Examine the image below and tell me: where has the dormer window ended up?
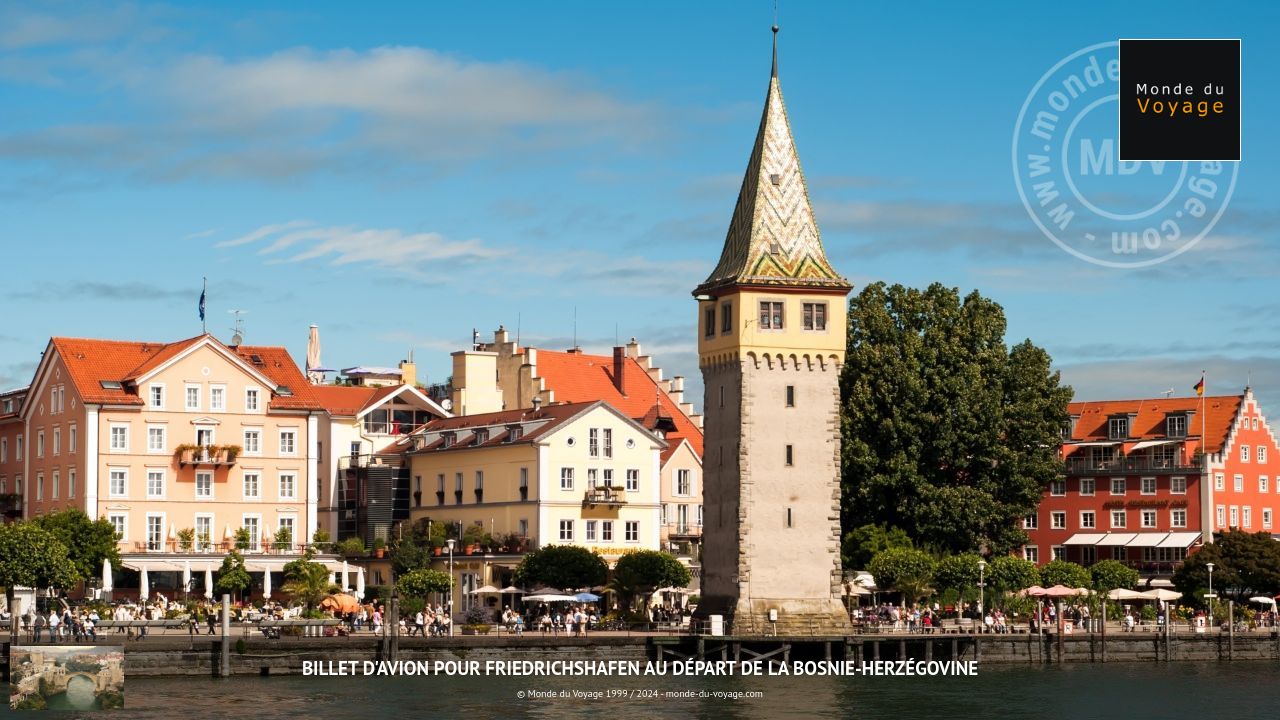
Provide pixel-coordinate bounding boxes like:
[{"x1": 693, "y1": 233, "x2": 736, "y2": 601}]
[
  {"x1": 507, "y1": 425, "x2": 523, "y2": 442},
  {"x1": 1108, "y1": 417, "x2": 1129, "y2": 440},
  {"x1": 442, "y1": 432, "x2": 456, "y2": 449},
  {"x1": 1166, "y1": 414, "x2": 1187, "y2": 438},
  {"x1": 474, "y1": 429, "x2": 489, "y2": 444}
]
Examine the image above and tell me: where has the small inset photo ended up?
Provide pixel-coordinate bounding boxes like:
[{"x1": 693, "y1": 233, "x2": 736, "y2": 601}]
[{"x1": 9, "y1": 645, "x2": 125, "y2": 712}]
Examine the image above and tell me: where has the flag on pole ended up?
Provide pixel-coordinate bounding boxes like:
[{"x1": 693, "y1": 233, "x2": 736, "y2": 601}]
[
  {"x1": 199, "y1": 277, "x2": 207, "y2": 330},
  {"x1": 1193, "y1": 374, "x2": 1205, "y2": 396}
]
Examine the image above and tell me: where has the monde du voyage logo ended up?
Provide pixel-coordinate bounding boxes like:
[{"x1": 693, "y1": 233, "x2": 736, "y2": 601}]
[{"x1": 1012, "y1": 40, "x2": 1240, "y2": 268}]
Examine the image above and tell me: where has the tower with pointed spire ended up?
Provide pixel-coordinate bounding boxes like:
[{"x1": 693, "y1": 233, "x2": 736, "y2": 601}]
[{"x1": 693, "y1": 26, "x2": 853, "y2": 635}]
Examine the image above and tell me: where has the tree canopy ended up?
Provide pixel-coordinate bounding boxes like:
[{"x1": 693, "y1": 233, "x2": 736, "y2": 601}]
[
  {"x1": 841, "y1": 524, "x2": 913, "y2": 570},
  {"x1": 396, "y1": 568, "x2": 452, "y2": 598},
  {"x1": 282, "y1": 549, "x2": 334, "y2": 610},
  {"x1": 840, "y1": 282, "x2": 1071, "y2": 554},
  {"x1": 1038, "y1": 559, "x2": 1090, "y2": 588},
  {"x1": 29, "y1": 509, "x2": 120, "y2": 583},
  {"x1": 609, "y1": 550, "x2": 692, "y2": 612},
  {"x1": 1173, "y1": 529, "x2": 1280, "y2": 604},
  {"x1": 214, "y1": 550, "x2": 252, "y2": 599},
  {"x1": 868, "y1": 547, "x2": 935, "y2": 603},
  {"x1": 513, "y1": 545, "x2": 608, "y2": 591},
  {"x1": 986, "y1": 555, "x2": 1040, "y2": 593},
  {"x1": 0, "y1": 522, "x2": 78, "y2": 592},
  {"x1": 933, "y1": 553, "x2": 983, "y2": 596},
  {"x1": 1089, "y1": 560, "x2": 1140, "y2": 593}
]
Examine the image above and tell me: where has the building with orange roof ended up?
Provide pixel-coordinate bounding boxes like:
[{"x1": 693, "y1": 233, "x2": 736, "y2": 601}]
[
  {"x1": 0, "y1": 386, "x2": 28, "y2": 523},
  {"x1": 1026, "y1": 388, "x2": 1280, "y2": 584},
  {"x1": 452, "y1": 326, "x2": 704, "y2": 556},
  {"x1": 16, "y1": 332, "x2": 345, "y2": 599},
  {"x1": 404, "y1": 399, "x2": 665, "y2": 613}
]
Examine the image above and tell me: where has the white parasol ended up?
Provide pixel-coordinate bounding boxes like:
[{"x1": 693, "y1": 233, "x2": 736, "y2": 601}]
[
  {"x1": 204, "y1": 565, "x2": 214, "y2": 600},
  {"x1": 139, "y1": 566, "x2": 150, "y2": 602},
  {"x1": 263, "y1": 569, "x2": 271, "y2": 600},
  {"x1": 356, "y1": 567, "x2": 366, "y2": 601},
  {"x1": 182, "y1": 561, "x2": 192, "y2": 593},
  {"x1": 101, "y1": 559, "x2": 113, "y2": 593},
  {"x1": 342, "y1": 561, "x2": 350, "y2": 592}
]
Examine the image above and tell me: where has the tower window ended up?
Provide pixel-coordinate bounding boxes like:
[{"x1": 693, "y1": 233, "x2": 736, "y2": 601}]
[
  {"x1": 759, "y1": 301, "x2": 784, "y2": 330},
  {"x1": 786, "y1": 508, "x2": 793, "y2": 527},
  {"x1": 719, "y1": 386, "x2": 724, "y2": 408},
  {"x1": 785, "y1": 385, "x2": 795, "y2": 407},
  {"x1": 785, "y1": 444, "x2": 794, "y2": 466},
  {"x1": 721, "y1": 302, "x2": 733, "y2": 333},
  {"x1": 802, "y1": 302, "x2": 827, "y2": 331},
  {"x1": 704, "y1": 307, "x2": 716, "y2": 338}
]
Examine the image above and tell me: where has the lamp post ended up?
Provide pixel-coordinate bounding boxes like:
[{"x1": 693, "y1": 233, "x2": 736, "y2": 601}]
[
  {"x1": 447, "y1": 538, "x2": 456, "y2": 637},
  {"x1": 1206, "y1": 562, "x2": 1216, "y2": 627},
  {"x1": 977, "y1": 559, "x2": 988, "y2": 633}
]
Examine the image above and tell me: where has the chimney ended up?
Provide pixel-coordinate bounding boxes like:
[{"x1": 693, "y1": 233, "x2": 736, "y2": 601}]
[
  {"x1": 625, "y1": 338, "x2": 641, "y2": 359},
  {"x1": 399, "y1": 357, "x2": 417, "y2": 387},
  {"x1": 612, "y1": 346, "x2": 627, "y2": 395}
]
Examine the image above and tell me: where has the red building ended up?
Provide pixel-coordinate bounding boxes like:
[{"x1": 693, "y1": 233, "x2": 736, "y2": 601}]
[
  {"x1": 1026, "y1": 388, "x2": 1280, "y2": 583},
  {"x1": 0, "y1": 387, "x2": 28, "y2": 522}
]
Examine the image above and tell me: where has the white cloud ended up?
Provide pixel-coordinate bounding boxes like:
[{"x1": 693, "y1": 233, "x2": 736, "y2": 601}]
[{"x1": 216, "y1": 221, "x2": 507, "y2": 275}]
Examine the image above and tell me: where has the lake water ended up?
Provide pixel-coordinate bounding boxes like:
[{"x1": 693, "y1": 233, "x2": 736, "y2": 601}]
[{"x1": 85, "y1": 662, "x2": 1280, "y2": 719}]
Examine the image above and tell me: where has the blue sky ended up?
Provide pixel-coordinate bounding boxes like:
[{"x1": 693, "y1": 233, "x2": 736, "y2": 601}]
[{"x1": 2, "y1": 1, "x2": 1277, "y2": 411}]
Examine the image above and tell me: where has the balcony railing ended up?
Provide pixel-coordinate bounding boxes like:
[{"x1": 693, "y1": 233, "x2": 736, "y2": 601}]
[
  {"x1": 663, "y1": 522, "x2": 702, "y2": 538},
  {"x1": 1064, "y1": 455, "x2": 1199, "y2": 476},
  {"x1": 177, "y1": 448, "x2": 239, "y2": 468},
  {"x1": 584, "y1": 487, "x2": 627, "y2": 506}
]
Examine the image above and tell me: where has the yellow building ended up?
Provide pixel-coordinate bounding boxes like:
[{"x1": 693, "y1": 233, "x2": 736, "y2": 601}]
[{"x1": 406, "y1": 400, "x2": 664, "y2": 601}]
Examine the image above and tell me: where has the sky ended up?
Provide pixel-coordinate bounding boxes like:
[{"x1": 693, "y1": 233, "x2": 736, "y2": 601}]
[{"x1": 1, "y1": 1, "x2": 1277, "y2": 412}]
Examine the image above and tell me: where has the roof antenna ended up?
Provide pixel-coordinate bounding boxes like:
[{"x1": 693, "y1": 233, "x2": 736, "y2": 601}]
[
  {"x1": 516, "y1": 312, "x2": 521, "y2": 348},
  {"x1": 228, "y1": 310, "x2": 247, "y2": 346},
  {"x1": 1162, "y1": 388, "x2": 1174, "y2": 399},
  {"x1": 573, "y1": 306, "x2": 578, "y2": 350}
]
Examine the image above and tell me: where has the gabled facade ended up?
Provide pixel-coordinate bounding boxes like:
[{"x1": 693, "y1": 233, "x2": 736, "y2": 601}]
[
  {"x1": 1027, "y1": 389, "x2": 1280, "y2": 583},
  {"x1": 17, "y1": 333, "x2": 327, "y2": 597},
  {"x1": 452, "y1": 328, "x2": 704, "y2": 554}
]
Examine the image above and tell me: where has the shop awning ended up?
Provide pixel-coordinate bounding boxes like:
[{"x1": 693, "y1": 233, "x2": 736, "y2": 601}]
[
  {"x1": 122, "y1": 555, "x2": 347, "y2": 574},
  {"x1": 1096, "y1": 533, "x2": 1138, "y2": 546},
  {"x1": 1157, "y1": 532, "x2": 1202, "y2": 548},
  {"x1": 1069, "y1": 441, "x2": 1121, "y2": 447},
  {"x1": 1130, "y1": 440, "x2": 1177, "y2": 450},
  {"x1": 1062, "y1": 533, "x2": 1107, "y2": 545},
  {"x1": 1125, "y1": 533, "x2": 1170, "y2": 547}
]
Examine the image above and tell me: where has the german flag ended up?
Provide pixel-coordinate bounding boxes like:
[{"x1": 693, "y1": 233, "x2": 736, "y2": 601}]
[{"x1": 1193, "y1": 374, "x2": 1205, "y2": 397}]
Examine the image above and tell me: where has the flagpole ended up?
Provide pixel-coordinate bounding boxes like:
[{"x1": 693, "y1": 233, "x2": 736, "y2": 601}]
[{"x1": 201, "y1": 277, "x2": 207, "y2": 334}]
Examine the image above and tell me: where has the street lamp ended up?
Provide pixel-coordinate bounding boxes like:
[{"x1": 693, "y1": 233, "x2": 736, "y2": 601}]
[
  {"x1": 977, "y1": 559, "x2": 988, "y2": 633},
  {"x1": 446, "y1": 538, "x2": 456, "y2": 637},
  {"x1": 1206, "y1": 562, "x2": 1216, "y2": 625}
]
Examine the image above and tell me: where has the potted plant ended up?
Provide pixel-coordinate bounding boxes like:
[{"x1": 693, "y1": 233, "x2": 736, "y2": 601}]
[
  {"x1": 429, "y1": 522, "x2": 447, "y2": 555},
  {"x1": 463, "y1": 524, "x2": 487, "y2": 554},
  {"x1": 177, "y1": 527, "x2": 196, "y2": 552},
  {"x1": 197, "y1": 529, "x2": 211, "y2": 553},
  {"x1": 223, "y1": 444, "x2": 243, "y2": 463},
  {"x1": 311, "y1": 528, "x2": 332, "y2": 553},
  {"x1": 372, "y1": 537, "x2": 387, "y2": 558},
  {"x1": 336, "y1": 537, "x2": 367, "y2": 557},
  {"x1": 175, "y1": 443, "x2": 199, "y2": 465},
  {"x1": 234, "y1": 527, "x2": 252, "y2": 551},
  {"x1": 274, "y1": 525, "x2": 293, "y2": 553},
  {"x1": 461, "y1": 606, "x2": 491, "y2": 634}
]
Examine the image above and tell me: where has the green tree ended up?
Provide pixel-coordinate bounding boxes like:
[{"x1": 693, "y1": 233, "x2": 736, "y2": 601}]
[
  {"x1": 513, "y1": 545, "x2": 608, "y2": 591},
  {"x1": 840, "y1": 282, "x2": 1072, "y2": 554},
  {"x1": 934, "y1": 553, "x2": 983, "y2": 605},
  {"x1": 841, "y1": 524, "x2": 913, "y2": 570},
  {"x1": 986, "y1": 555, "x2": 1040, "y2": 593},
  {"x1": 1173, "y1": 529, "x2": 1280, "y2": 605},
  {"x1": 609, "y1": 550, "x2": 692, "y2": 612},
  {"x1": 396, "y1": 568, "x2": 452, "y2": 599},
  {"x1": 0, "y1": 522, "x2": 79, "y2": 636},
  {"x1": 214, "y1": 550, "x2": 252, "y2": 601},
  {"x1": 29, "y1": 509, "x2": 121, "y2": 583},
  {"x1": 1089, "y1": 560, "x2": 1139, "y2": 593},
  {"x1": 281, "y1": 549, "x2": 333, "y2": 611},
  {"x1": 868, "y1": 547, "x2": 935, "y2": 605},
  {"x1": 1038, "y1": 559, "x2": 1090, "y2": 588}
]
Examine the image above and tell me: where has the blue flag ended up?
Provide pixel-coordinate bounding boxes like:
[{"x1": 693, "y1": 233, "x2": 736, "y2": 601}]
[{"x1": 198, "y1": 287, "x2": 206, "y2": 322}]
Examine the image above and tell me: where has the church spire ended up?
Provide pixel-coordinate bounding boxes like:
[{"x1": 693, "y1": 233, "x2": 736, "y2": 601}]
[{"x1": 694, "y1": 26, "x2": 849, "y2": 297}]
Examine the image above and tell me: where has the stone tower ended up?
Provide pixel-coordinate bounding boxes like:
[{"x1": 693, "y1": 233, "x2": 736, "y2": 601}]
[{"x1": 692, "y1": 28, "x2": 853, "y2": 636}]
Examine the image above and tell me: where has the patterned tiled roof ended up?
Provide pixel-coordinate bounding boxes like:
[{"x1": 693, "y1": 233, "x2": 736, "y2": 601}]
[
  {"x1": 532, "y1": 349, "x2": 703, "y2": 458},
  {"x1": 1066, "y1": 395, "x2": 1242, "y2": 454},
  {"x1": 694, "y1": 37, "x2": 849, "y2": 295},
  {"x1": 407, "y1": 401, "x2": 599, "y2": 454},
  {"x1": 310, "y1": 385, "x2": 379, "y2": 416}
]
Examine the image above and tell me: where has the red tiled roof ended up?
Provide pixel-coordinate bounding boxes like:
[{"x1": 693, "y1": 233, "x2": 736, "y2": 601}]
[
  {"x1": 532, "y1": 349, "x2": 703, "y2": 457},
  {"x1": 47, "y1": 334, "x2": 321, "y2": 411},
  {"x1": 310, "y1": 385, "x2": 379, "y2": 416},
  {"x1": 409, "y1": 401, "x2": 600, "y2": 454},
  {"x1": 1066, "y1": 395, "x2": 1241, "y2": 454}
]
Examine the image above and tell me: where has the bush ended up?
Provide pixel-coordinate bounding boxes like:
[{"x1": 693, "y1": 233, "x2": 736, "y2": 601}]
[
  {"x1": 463, "y1": 606, "x2": 489, "y2": 625},
  {"x1": 335, "y1": 537, "x2": 367, "y2": 556}
]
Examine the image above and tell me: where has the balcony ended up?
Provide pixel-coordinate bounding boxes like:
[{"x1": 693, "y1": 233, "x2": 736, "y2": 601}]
[
  {"x1": 1064, "y1": 455, "x2": 1199, "y2": 476},
  {"x1": 664, "y1": 522, "x2": 702, "y2": 539},
  {"x1": 176, "y1": 446, "x2": 240, "y2": 468},
  {"x1": 584, "y1": 487, "x2": 627, "y2": 506}
]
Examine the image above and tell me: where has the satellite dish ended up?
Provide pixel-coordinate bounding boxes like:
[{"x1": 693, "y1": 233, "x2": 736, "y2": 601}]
[
  {"x1": 231, "y1": 332, "x2": 243, "y2": 346},
  {"x1": 441, "y1": 399, "x2": 454, "y2": 411}
]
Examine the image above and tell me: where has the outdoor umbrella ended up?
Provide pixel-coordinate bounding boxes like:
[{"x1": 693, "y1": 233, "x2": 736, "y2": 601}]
[
  {"x1": 1140, "y1": 589, "x2": 1182, "y2": 602},
  {"x1": 1107, "y1": 588, "x2": 1146, "y2": 601},
  {"x1": 182, "y1": 561, "x2": 192, "y2": 594},
  {"x1": 1019, "y1": 585, "x2": 1047, "y2": 597},
  {"x1": 341, "y1": 561, "x2": 350, "y2": 592},
  {"x1": 101, "y1": 559, "x2": 113, "y2": 593},
  {"x1": 169, "y1": 523, "x2": 178, "y2": 542},
  {"x1": 574, "y1": 592, "x2": 601, "y2": 602},
  {"x1": 525, "y1": 594, "x2": 577, "y2": 602},
  {"x1": 356, "y1": 567, "x2": 366, "y2": 601},
  {"x1": 531, "y1": 587, "x2": 563, "y2": 595},
  {"x1": 470, "y1": 584, "x2": 501, "y2": 595},
  {"x1": 1249, "y1": 596, "x2": 1276, "y2": 606},
  {"x1": 204, "y1": 565, "x2": 214, "y2": 600},
  {"x1": 499, "y1": 586, "x2": 524, "y2": 594},
  {"x1": 139, "y1": 566, "x2": 150, "y2": 602},
  {"x1": 1041, "y1": 585, "x2": 1080, "y2": 598},
  {"x1": 263, "y1": 569, "x2": 272, "y2": 600}
]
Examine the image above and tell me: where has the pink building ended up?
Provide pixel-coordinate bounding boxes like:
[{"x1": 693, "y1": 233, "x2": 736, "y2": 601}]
[{"x1": 19, "y1": 333, "x2": 335, "y2": 598}]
